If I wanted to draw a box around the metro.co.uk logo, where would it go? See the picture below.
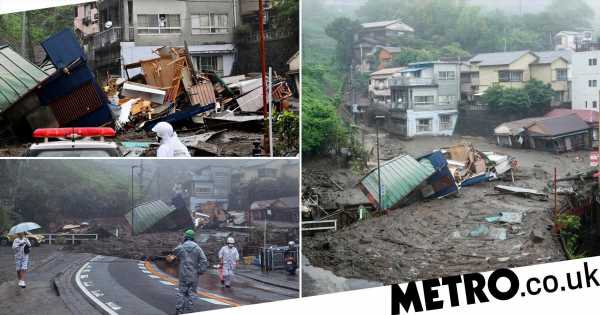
[392,262,600,314]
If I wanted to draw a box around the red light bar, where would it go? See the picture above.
[33,127,116,138]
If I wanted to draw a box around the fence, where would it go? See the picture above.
[42,234,98,245]
[302,220,337,232]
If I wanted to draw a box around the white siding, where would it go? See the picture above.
[572,50,600,111]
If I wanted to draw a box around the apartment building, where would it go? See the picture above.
[368,67,405,107]
[80,0,242,80]
[572,48,600,111]
[554,30,593,51]
[354,20,414,73]
[387,61,461,137]
[462,50,571,106]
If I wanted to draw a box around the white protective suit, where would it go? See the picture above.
[218,245,239,287]
[151,122,191,157]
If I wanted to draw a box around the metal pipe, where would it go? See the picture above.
[268,67,273,157]
[376,115,385,212]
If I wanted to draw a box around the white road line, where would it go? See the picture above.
[83,281,93,287]
[91,290,104,297]
[80,274,89,279]
[148,275,160,279]
[200,298,231,306]
[75,258,119,315]
[159,281,175,286]
[106,302,122,311]
[140,270,151,274]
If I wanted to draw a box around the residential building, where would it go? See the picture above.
[74,2,100,38]
[80,0,239,81]
[463,50,571,106]
[368,67,405,107]
[494,114,591,153]
[188,165,232,212]
[354,20,414,73]
[545,108,599,147]
[388,61,461,137]
[572,48,600,111]
[554,30,593,51]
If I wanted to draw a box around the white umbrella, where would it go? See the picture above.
[8,222,41,236]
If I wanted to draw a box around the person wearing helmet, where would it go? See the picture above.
[173,229,207,314]
[151,122,191,157]
[218,237,239,288]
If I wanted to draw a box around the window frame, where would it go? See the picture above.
[137,13,182,34]
[417,118,433,132]
[413,95,435,106]
[438,71,456,81]
[439,115,452,130]
[191,13,229,35]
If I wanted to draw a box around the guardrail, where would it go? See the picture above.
[42,234,98,245]
[302,220,337,232]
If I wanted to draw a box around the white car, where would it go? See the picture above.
[25,127,123,157]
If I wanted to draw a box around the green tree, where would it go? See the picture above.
[524,79,554,114]
[325,17,361,68]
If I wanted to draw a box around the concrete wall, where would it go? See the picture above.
[572,50,600,111]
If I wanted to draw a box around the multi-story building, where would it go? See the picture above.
[462,50,571,106]
[572,47,600,111]
[354,20,413,73]
[554,30,593,51]
[368,67,405,107]
[80,0,242,80]
[73,2,100,37]
[188,166,232,211]
[387,61,461,137]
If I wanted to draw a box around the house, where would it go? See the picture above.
[247,196,299,228]
[545,108,599,147]
[464,50,571,106]
[126,200,193,234]
[554,30,593,51]
[354,20,414,73]
[188,165,232,212]
[572,47,600,111]
[387,61,461,137]
[73,2,100,38]
[494,114,591,153]
[80,0,239,81]
[368,67,405,107]
[371,46,402,70]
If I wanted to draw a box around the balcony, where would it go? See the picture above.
[390,76,436,87]
[88,26,135,49]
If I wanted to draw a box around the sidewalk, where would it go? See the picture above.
[236,265,299,291]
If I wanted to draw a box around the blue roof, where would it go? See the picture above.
[399,67,426,73]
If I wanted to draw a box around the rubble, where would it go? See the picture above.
[0,30,298,156]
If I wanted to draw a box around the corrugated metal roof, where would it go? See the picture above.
[360,155,435,210]
[126,200,176,234]
[528,113,590,137]
[470,50,533,66]
[0,45,49,112]
[545,108,597,124]
[534,50,572,64]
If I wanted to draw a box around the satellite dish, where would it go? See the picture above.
[104,21,113,29]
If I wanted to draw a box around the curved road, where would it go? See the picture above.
[73,255,298,314]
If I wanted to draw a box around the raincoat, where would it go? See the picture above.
[218,245,239,286]
[174,239,207,313]
[152,122,191,157]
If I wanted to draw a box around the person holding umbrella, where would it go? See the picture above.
[9,222,41,288]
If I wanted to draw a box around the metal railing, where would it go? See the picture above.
[302,220,337,232]
[42,234,98,245]
[89,26,136,48]
[390,77,436,87]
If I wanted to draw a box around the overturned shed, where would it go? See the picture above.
[126,200,193,235]
[358,154,435,210]
[417,151,459,199]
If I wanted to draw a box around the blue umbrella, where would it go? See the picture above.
[8,222,41,236]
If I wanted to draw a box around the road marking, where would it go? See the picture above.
[143,260,240,307]
[83,281,93,287]
[160,280,175,286]
[91,290,104,297]
[75,258,119,315]
[141,270,151,274]
[148,275,160,279]
[80,274,89,279]
[200,298,231,306]
[106,302,122,310]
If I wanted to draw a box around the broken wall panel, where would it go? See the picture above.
[236,87,263,112]
[188,81,217,106]
[48,83,104,125]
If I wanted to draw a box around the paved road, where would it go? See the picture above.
[75,255,298,314]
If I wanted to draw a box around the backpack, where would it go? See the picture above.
[23,241,30,254]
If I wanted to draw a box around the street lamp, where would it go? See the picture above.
[375,115,385,212]
[131,165,140,236]
[263,208,271,272]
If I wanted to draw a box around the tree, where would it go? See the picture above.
[324,17,361,68]
[524,79,554,114]
[482,80,554,115]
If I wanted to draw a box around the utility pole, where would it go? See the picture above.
[131,165,140,236]
[375,116,385,212]
[258,0,269,156]
[20,12,31,60]
[268,67,273,157]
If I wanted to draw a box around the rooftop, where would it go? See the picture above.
[470,50,533,66]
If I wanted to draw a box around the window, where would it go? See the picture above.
[498,70,523,82]
[439,115,452,130]
[137,14,181,34]
[193,55,224,75]
[417,119,432,132]
[589,58,598,66]
[594,101,598,108]
[589,80,597,87]
[438,95,456,105]
[555,69,568,81]
[438,71,456,80]
[194,185,212,194]
[191,13,228,34]
[414,95,434,105]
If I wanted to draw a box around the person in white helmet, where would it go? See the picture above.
[218,237,239,288]
[285,241,297,276]
[151,121,191,157]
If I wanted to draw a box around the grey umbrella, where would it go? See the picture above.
[8,222,41,236]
